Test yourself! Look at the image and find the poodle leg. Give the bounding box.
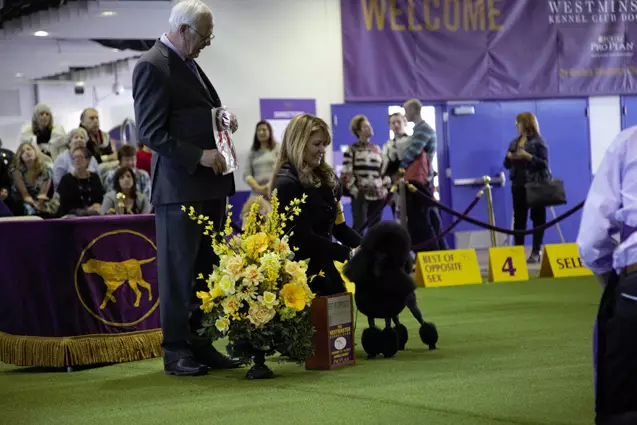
[405,292,425,326]
[406,292,439,350]
[361,317,382,359]
[380,318,399,358]
[392,316,408,351]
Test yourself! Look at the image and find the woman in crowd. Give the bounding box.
[57,147,104,217]
[503,112,550,263]
[340,115,387,232]
[271,113,361,296]
[102,166,151,215]
[9,142,55,217]
[244,120,279,198]
[52,128,100,188]
[19,104,66,161]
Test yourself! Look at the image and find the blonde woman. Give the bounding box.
[271,114,361,296]
[9,142,55,216]
[52,127,100,188]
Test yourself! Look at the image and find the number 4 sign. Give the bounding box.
[488,246,529,283]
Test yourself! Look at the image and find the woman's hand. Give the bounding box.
[517,150,533,161]
[506,151,513,160]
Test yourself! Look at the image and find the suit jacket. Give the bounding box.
[132,40,235,205]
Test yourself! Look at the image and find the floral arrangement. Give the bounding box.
[185,190,320,365]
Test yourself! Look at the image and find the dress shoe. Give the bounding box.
[194,346,242,369]
[164,357,208,376]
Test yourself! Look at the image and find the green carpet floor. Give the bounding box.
[0,277,600,425]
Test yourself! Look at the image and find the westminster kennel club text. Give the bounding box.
[548,0,637,23]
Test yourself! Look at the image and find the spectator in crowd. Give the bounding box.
[102,166,151,215]
[79,108,117,164]
[136,143,153,175]
[576,126,637,425]
[0,137,13,205]
[52,128,99,188]
[57,147,104,217]
[381,112,409,221]
[340,114,388,232]
[244,120,279,198]
[503,112,549,263]
[0,198,12,217]
[9,142,56,217]
[19,103,66,161]
[104,145,152,200]
[396,102,448,252]
[272,113,361,296]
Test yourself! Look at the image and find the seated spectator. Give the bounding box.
[79,108,117,164]
[102,167,151,215]
[103,145,151,200]
[19,103,66,161]
[0,198,12,217]
[53,128,99,188]
[0,137,13,205]
[9,142,57,217]
[136,143,152,176]
[57,147,104,217]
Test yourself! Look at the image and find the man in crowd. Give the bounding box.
[132,0,240,377]
[79,108,117,164]
[577,126,637,424]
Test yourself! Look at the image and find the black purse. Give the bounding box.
[525,171,567,208]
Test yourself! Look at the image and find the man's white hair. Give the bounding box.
[168,0,213,32]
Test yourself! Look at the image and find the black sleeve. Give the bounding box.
[275,176,352,261]
[57,174,75,216]
[91,173,105,204]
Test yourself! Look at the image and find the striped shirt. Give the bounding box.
[341,141,387,201]
[400,119,436,175]
[243,145,280,189]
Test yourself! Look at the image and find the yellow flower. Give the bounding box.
[248,302,276,327]
[258,291,279,309]
[280,283,307,311]
[222,296,242,315]
[209,284,224,300]
[284,260,306,281]
[218,274,236,295]
[215,317,230,332]
[259,252,281,282]
[272,237,292,257]
[196,291,216,313]
[221,254,245,280]
[243,232,270,260]
[242,264,263,287]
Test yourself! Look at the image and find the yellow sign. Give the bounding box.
[540,243,594,278]
[488,246,529,283]
[414,249,482,288]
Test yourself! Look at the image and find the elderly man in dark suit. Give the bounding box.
[132,0,240,376]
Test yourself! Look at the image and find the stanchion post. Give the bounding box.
[483,176,497,247]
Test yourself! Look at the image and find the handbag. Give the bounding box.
[525,171,567,208]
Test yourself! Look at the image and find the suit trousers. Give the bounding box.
[155,199,226,364]
[594,271,637,425]
[512,185,546,253]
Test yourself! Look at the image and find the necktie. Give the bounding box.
[185,59,207,91]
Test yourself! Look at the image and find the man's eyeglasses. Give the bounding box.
[188,26,215,45]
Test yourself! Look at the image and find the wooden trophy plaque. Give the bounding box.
[305,292,356,370]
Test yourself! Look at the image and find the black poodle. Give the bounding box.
[343,221,438,359]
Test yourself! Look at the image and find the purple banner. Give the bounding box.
[259,99,316,120]
[0,215,160,338]
[342,0,637,101]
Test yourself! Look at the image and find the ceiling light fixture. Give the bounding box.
[112,48,120,52]
[34,30,49,37]
[100,11,116,16]
[15,73,22,78]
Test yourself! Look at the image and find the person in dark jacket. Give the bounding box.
[271,113,362,296]
[503,112,551,263]
[0,138,14,207]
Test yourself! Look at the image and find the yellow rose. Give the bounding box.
[280,283,307,311]
[248,302,276,327]
[221,254,245,280]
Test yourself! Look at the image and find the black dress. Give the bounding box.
[57,172,105,216]
[272,162,362,296]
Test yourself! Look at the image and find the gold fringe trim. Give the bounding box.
[0,329,163,368]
